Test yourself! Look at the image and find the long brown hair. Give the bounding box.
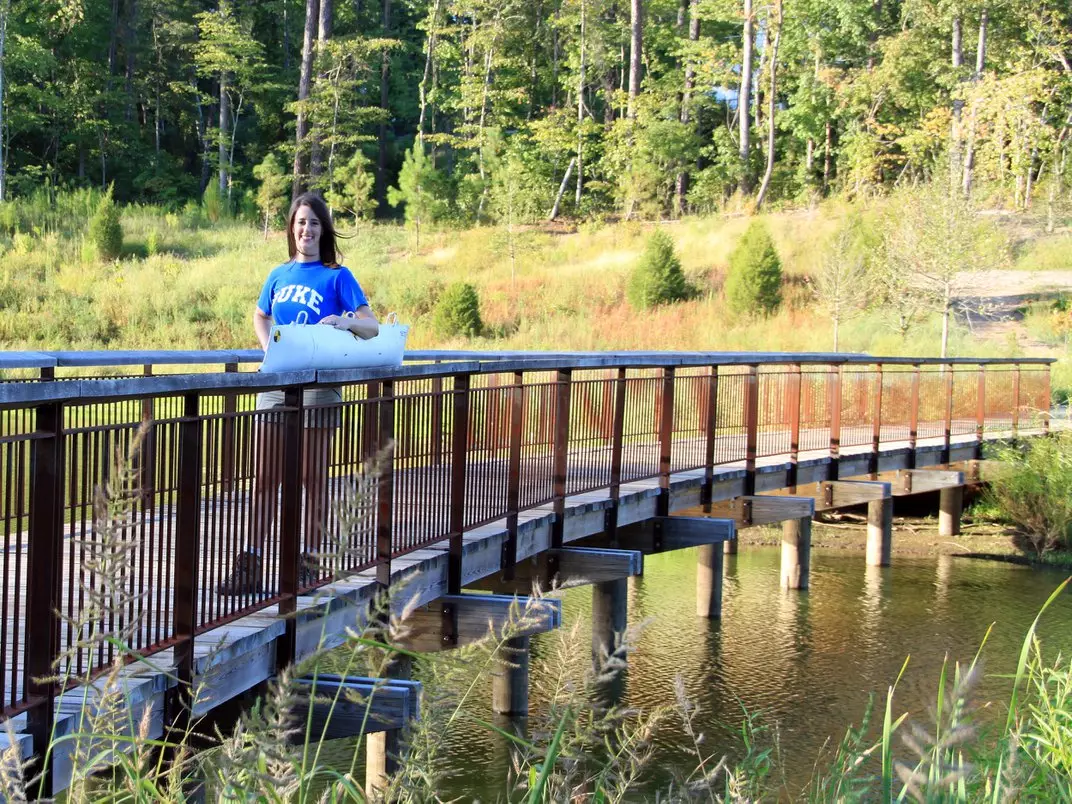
[286,193,342,266]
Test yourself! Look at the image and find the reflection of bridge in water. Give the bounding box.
[0,349,1052,793]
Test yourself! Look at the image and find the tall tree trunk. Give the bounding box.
[552,0,560,107]
[292,0,320,198]
[576,0,586,208]
[627,0,641,120]
[0,0,7,201]
[950,16,963,188]
[283,0,291,69]
[675,0,699,216]
[376,0,391,208]
[739,0,753,193]
[417,0,441,148]
[823,120,831,192]
[754,0,781,210]
[219,74,230,196]
[602,1,617,125]
[962,7,987,196]
[124,0,137,123]
[310,0,333,186]
[549,157,575,220]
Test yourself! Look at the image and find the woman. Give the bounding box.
[218,192,379,596]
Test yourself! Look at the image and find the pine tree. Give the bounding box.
[627,230,691,310]
[724,220,782,315]
[387,144,449,247]
[253,154,290,237]
[432,282,483,338]
[88,185,123,261]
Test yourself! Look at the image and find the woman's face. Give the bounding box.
[292,204,322,260]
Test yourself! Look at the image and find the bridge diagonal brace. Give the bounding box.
[396,594,561,654]
[705,496,814,528]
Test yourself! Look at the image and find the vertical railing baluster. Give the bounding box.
[1012,364,1022,437]
[171,392,201,737]
[1043,363,1051,435]
[870,364,883,475]
[606,368,627,537]
[828,364,842,480]
[908,363,921,469]
[787,364,802,489]
[220,362,238,493]
[976,364,986,459]
[502,372,524,577]
[551,369,572,548]
[744,365,759,496]
[431,366,444,465]
[276,387,304,670]
[375,381,396,589]
[26,401,64,795]
[447,375,470,595]
[657,367,675,517]
[702,365,719,505]
[943,362,955,463]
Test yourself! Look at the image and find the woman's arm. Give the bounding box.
[253,307,273,351]
[320,306,380,339]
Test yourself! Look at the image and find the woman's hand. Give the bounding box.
[318,314,351,330]
[319,309,380,339]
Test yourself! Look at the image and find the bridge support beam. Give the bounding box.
[939,487,964,537]
[696,544,725,618]
[724,539,738,555]
[492,636,531,716]
[867,498,893,567]
[467,547,643,595]
[592,579,628,668]
[396,594,561,653]
[781,517,811,590]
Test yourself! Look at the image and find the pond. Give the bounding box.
[399,543,1072,797]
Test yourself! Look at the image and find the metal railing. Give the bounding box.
[0,350,1053,761]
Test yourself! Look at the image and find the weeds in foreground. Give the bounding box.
[2,430,1072,802]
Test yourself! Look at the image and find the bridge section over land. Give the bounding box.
[0,349,1051,792]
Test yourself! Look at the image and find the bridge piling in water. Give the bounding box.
[780,517,812,590]
[592,579,629,668]
[492,636,531,716]
[365,655,413,800]
[866,498,894,567]
[696,544,725,617]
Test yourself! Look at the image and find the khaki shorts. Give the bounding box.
[255,387,343,428]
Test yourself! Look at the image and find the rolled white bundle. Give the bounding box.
[260,315,409,373]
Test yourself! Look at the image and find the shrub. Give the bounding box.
[88,185,123,261]
[724,219,782,316]
[432,282,483,338]
[202,180,224,223]
[626,230,691,310]
[985,432,1072,556]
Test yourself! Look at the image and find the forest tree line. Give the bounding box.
[0,0,1069,223]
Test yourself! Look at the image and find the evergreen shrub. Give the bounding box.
[88,185,123,261]
[432,282,483,338]
[627,230,692,310]
[724,220,782,316]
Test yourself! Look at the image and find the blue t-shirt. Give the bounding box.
[256,261,370,325]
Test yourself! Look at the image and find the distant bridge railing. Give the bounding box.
[0,350,1052,753]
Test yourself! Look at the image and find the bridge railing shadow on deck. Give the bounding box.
[0,348,1053,768]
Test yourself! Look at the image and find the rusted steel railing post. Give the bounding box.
[172,392,202,734]
[943,362,955,463]
[908,363,921,469]
[551,369,572,549]
[447,374,470,595]
[976,364,986,459]
[25,400,64,795]
[220,362,238,493]
[276,387,304,671]
[657,367,675,517]
[1011,364,1022,437]
[606,368,627,537]
[870,364,883,475]
[1043,363,1052,435]
[701,366,719,506]
[502,372,524,577]
[787,364,802,489]
[375,381,396,590]
[363,381,381,462]
[744,365,759,496]
[828,364,842,480]
[431,365,444,465]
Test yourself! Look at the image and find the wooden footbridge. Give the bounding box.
[0,349,1052,794]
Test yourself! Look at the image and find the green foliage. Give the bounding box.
[985,433,1072,556]
[88,185,123,261]
[432,282,483,338]
[626,230,692,310]
[724,220,783,316]
[202,181,225,224]
[252,153,289,235]
[325,151,377,222]
[387,144,450,245]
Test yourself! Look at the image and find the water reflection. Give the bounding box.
[361,547,1072,797]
